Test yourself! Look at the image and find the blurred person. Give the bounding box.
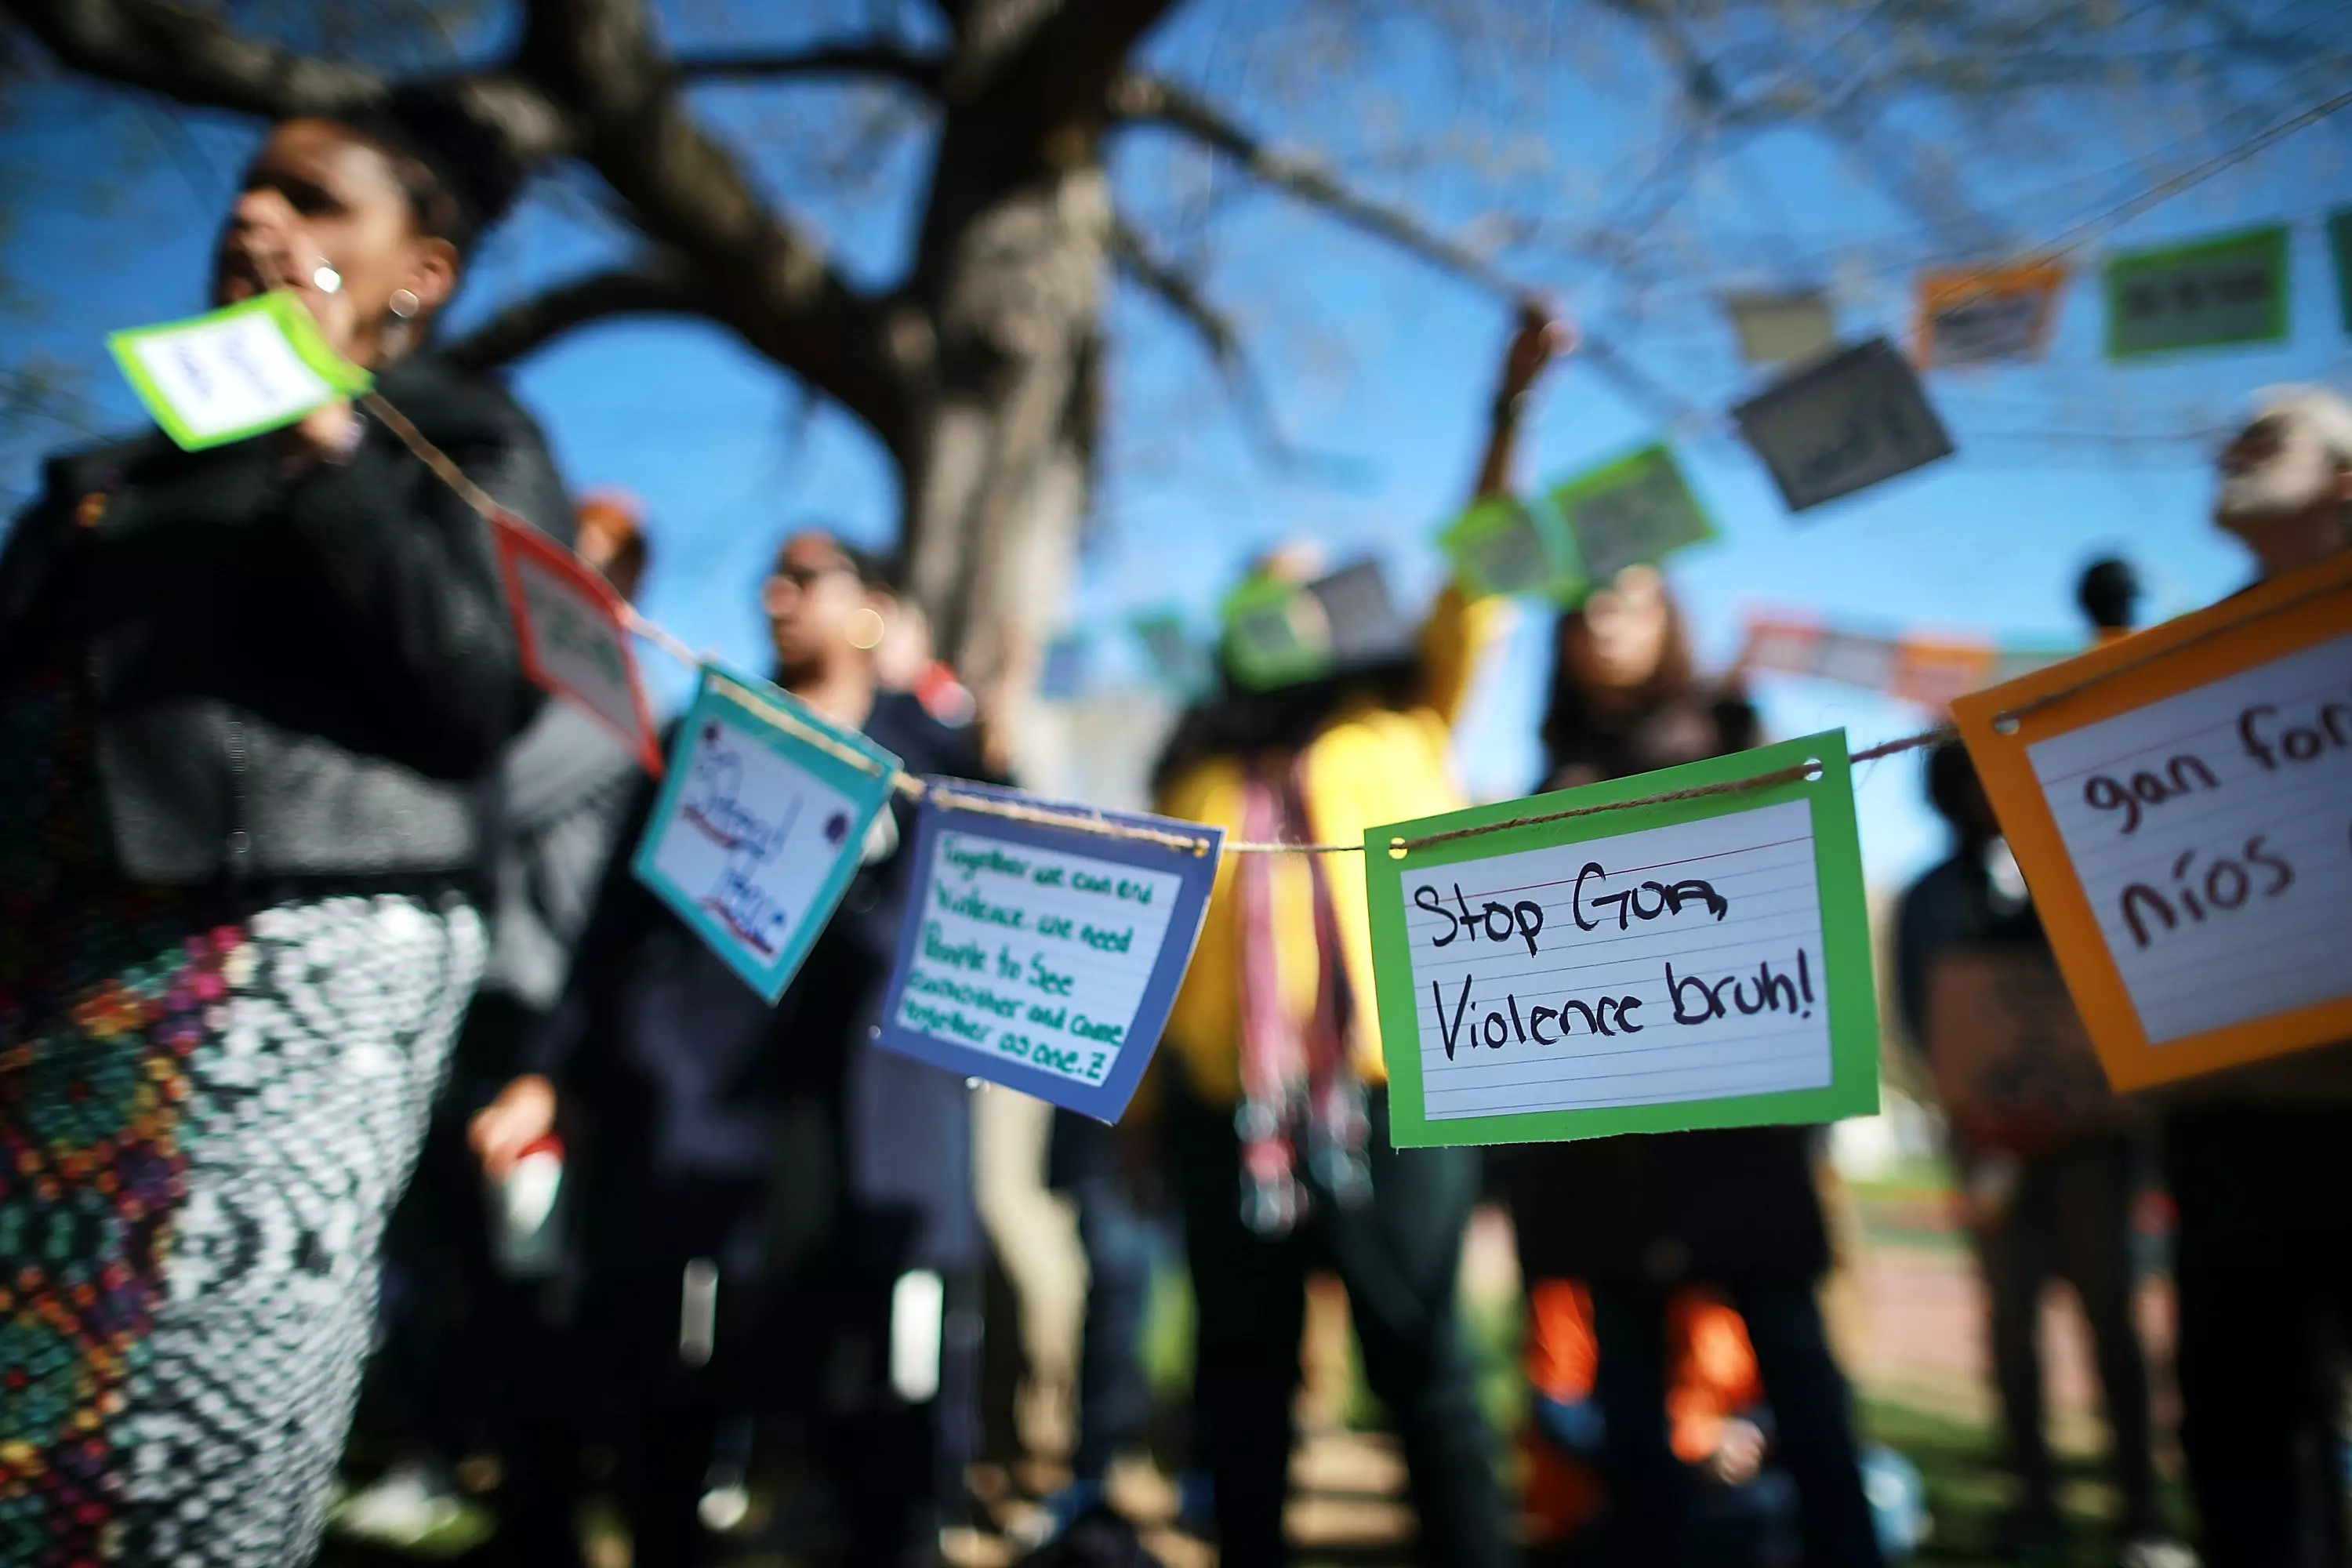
[347,493,653,1543]
[2161,386,2352,1568]
[0,88,557,1564]
[1504,568,1886,1568]
[873,587,979,728]
[1521,1281,1927,1567]
[1042,1108,1160,1527]
[1142,304,1568,1568]
[470,530,992,1566]
[1894,742,2169,1566]
[2077,556,2141,641]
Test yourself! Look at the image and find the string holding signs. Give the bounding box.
[1544,444,1718,586]
[108,291,372,452]
[1915,260,2067,368]
[873,783,1223,1120]
[633,666,902,1002]
[491,514,664,775]
[1951,552,2352,1091]
[1732,337,1955,515]
[1366,733,1880,1149]
[2104,223,2288,360]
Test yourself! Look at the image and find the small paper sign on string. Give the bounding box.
[2103,223,2289,360]
[1733,337,1954,515]
[1915,260,2067,368]
[1951,553,2352,1091]
[107,292,372,452]
[1219,574,1334,691]
[1131,610,1214,699]
[1366,732,1881,1147]
[633,665,902,1001]
[1439,496,1583,604]
[1543,443,1717,586]
[491,514,664,775]
[2327,207,2352,336]
[1924,947,2129,1150]
[872,782,1224,1120]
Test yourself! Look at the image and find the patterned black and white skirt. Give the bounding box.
[0,888,484,1567]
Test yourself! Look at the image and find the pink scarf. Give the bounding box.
[1234,753,1370,1236]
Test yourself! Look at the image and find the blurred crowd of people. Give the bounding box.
[4,82,2352,1568]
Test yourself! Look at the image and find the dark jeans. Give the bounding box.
[1069,1173,1157,1480]
[1592,1281,1882,1568]
[2166,1107,2352,1568]
[1966,1137,2157,1532]
[1170,1077,1508,1568]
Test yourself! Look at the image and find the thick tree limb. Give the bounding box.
[4,0,573,158]
[672,37,944,93]
[442,260,705,372]
[520,0,915,451]
[5,0,383,118]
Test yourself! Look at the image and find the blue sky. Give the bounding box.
[4,4,2348,891]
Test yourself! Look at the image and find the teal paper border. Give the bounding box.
[630,663,902,1003]
[2103,223,2289,360]
[2329,208,2352,337]
[107,291,373,452]
[1367,731,1880,1148]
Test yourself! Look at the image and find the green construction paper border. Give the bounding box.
[107,291,373,451]
[1437,495,1588,604]
[2103,223,2289,361]
[2328,208,2352,337]
[1541,442,1719,584]
[1218,575,1334,691]
[1366,730,1880,1149]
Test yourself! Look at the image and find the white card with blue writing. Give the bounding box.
[1368,733,1879,1146]
[873,782,1224,1120]
[633,665,902,1001]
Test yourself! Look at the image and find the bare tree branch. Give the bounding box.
[442,259,706,372]
[519,0,917,452]
[672,36,943,93]
[1109,71,1523,297]
[4,0,383,118]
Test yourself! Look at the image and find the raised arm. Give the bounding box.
[1422,303,1573,726]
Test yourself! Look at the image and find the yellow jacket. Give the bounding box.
[1154,586,1505,1105]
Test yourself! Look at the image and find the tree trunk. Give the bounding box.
[900,158,1109,702]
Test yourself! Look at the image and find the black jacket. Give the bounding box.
[528,691,993,1279]
[0,355,568,885]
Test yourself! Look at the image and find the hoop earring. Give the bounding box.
[846,608,887,651]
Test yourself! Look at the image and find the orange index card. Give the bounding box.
[1951,551,2352,1091]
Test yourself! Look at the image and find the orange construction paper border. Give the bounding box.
[1949,550,2352,1091]
[1915,260,2067,368]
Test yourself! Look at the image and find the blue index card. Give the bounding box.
[873,780,1225,1121]
[633,663,903,1002]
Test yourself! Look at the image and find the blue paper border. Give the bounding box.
[631,663,902,1002]
[872,780,1225,1121]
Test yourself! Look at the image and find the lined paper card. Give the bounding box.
[1367,734,1880,1147]
[1953,552,2352,1089]
[873,783,1221,1120]
[633,666,900,1002]
[492,513,664,775]
[108,292,371,451]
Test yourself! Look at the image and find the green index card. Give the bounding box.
[1544,444,1718,585]
[1439,495,1586,604]
[2104,223,2289,360]
[1366,731,1880,1148]
[108,291,372,451]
